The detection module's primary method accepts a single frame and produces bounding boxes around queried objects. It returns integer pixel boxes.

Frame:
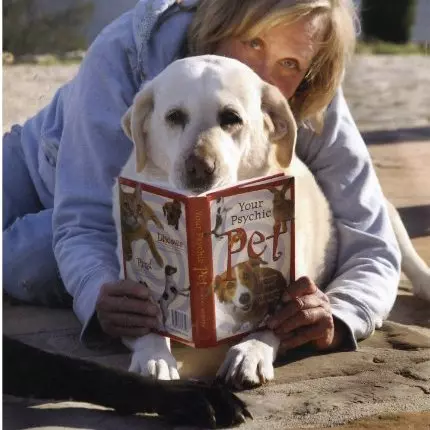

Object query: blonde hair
[187,0,357,132]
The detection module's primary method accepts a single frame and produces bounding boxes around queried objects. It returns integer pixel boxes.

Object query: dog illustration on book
[269,183,294,234]
[214,257,287,333]
[211,197,234,238]
[119,185,164,268]
[163,199,182,230]
[159,265,190,329]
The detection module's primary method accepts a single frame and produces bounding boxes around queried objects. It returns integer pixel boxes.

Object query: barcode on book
[170,309,189,332]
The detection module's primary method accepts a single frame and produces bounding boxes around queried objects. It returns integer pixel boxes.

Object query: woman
[3,0,400,360]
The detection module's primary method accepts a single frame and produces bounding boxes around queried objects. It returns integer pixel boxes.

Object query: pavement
[3,55,430,429]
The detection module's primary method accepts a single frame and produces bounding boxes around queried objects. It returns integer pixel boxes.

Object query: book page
[208,181,294,341]
[117,181,193,342]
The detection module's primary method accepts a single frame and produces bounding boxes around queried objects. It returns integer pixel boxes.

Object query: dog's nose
[239,292,251,305]
[185,153,216,190]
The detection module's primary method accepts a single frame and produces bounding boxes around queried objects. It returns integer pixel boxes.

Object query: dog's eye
[219,109,243,130]
[166,109,188,127]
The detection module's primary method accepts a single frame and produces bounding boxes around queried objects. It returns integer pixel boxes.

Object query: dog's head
[214,258,267,311]
[165,265,178,276]
[122,55,297,193]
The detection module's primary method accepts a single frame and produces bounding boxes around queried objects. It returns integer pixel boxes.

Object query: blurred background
[2,0,430,56]
[2,0,430,244]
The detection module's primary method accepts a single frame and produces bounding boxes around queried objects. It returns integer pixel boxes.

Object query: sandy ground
[3,55,430,429]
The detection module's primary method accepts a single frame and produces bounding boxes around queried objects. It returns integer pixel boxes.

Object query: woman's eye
[280,58,300,70]
[246,38,262,50]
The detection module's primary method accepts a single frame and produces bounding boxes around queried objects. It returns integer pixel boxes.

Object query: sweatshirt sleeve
[52,15,140,344]
[296,88,401,347]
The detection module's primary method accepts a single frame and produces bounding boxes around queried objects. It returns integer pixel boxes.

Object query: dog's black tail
[4,336,251,428]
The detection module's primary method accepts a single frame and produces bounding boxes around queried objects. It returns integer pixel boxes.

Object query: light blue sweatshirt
[20,0,400,346]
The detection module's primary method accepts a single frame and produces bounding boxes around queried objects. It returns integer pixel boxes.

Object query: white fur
[114,55,429,389]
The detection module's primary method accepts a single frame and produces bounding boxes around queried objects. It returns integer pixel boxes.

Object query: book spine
[186,197,217,348]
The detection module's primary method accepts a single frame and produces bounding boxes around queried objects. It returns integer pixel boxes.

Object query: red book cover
[116,174,295,348]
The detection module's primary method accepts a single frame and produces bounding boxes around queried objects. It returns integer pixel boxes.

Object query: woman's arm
[52,12,141,343]
[296,88,401,346]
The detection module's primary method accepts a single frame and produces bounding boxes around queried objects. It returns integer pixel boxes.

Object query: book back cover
[118,178,194,344]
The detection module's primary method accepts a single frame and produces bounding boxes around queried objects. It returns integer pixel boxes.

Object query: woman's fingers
[273,306,332,335]
[97,306,160,338]
[264,276,337,351]
[98,293,159,316]
[282,276,318,301]
[268,293,331,330]
[104,312,159,329]
[278,318,334,351]
[101,280,151,300]
[96,280,161,338]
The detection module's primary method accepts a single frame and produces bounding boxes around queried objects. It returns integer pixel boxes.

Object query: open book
[116,173,295,347]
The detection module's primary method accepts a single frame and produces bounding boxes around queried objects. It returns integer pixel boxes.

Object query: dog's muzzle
[184,153,217,192]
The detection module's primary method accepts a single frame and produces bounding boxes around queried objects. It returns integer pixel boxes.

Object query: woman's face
[214,15,323,99]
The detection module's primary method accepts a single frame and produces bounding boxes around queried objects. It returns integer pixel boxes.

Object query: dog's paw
[156,380,252,428]
[412,268,430,302]
[124,334,180,380]
[216,332,279,389]
[129,349,180,380]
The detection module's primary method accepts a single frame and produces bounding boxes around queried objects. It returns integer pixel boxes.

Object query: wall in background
[36,0,430,45]
[353,0,429,43]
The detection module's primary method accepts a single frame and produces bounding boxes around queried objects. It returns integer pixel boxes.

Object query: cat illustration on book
[119,185,164,268]
[269,183,294,234]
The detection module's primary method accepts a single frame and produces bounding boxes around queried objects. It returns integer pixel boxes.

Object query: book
[116,173,295,348]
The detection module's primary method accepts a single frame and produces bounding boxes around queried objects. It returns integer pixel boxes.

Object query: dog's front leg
[217,330,280,389]
[122,333,179,380]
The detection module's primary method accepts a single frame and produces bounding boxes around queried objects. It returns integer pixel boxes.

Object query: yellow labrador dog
[115,55,430,389]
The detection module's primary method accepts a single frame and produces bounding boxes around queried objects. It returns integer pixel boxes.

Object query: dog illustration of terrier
[214,258,286,333]
[162,199,182,230]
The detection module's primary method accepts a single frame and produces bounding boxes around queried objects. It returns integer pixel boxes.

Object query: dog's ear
[261,83,297,168]
[121,83,154,173]
[214,275,225,301]
[249,257,268,267]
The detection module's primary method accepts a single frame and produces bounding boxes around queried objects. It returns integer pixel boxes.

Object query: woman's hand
[96,280,160,338]
[267,276,348,351]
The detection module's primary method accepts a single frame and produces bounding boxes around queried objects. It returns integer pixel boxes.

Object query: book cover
[116,174,295,348]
